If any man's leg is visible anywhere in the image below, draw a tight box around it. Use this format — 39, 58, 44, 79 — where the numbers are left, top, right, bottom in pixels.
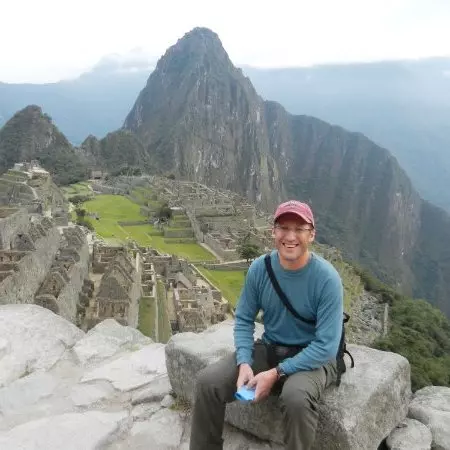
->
189, 343, 270, 450
279, 362, 337, 450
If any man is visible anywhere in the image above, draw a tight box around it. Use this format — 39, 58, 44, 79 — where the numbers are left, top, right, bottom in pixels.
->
189, 200, 344, 450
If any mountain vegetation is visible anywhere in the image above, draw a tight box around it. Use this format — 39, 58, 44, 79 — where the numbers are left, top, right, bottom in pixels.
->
244, 60, 450, 212
2, 28, 450, 321
2, 53, 449, 214
0, 105, 88, 185
355, 268, 450, 391
1, 26, 449, 391
119, 27, 450, 319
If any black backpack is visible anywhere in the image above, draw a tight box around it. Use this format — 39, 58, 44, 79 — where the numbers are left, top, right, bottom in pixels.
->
264, 253, 354, 386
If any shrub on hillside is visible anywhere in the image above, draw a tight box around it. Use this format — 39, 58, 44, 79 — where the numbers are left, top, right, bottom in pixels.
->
374, 298, 450, 391
76, 218, 94, 231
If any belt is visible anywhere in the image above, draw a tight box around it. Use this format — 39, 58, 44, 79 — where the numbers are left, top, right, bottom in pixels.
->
256, 338, 306, 367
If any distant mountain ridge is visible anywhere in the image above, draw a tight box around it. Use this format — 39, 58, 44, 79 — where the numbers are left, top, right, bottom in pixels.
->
117, 27, 450, 318
1, 51, 450, 212
243, 59, 450, 212
0, 105, 88, 185
1, 28, 450, 320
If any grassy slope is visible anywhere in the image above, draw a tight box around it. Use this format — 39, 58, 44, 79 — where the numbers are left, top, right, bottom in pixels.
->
138, 296, 157, 340
157, 279, 172, 343
196, 267, 246, 306
81, 194, 214, 260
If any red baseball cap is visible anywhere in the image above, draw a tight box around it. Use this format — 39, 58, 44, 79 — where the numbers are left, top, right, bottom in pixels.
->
274, 200, 315, 228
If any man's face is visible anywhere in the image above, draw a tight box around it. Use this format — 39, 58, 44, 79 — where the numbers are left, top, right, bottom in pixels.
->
272, 213, 315, 265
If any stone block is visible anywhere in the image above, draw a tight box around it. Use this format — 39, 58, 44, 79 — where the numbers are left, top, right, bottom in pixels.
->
165, 320, 411, 450
386, 418, 432, 450
0, 410, 130, 450
408, 386, 450, 450
0, 304, 84, 387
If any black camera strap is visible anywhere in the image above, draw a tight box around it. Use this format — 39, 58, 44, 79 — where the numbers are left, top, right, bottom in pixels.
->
264, 253, 316, 326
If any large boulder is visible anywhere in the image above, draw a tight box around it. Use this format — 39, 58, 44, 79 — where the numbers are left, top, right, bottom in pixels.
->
0, 306, 284, 449
0, 410, 130, 450
408, 386, 450, 450
165, 320, 412, 450
0, 304, 84, 387
386, 418, 432, 450
73, 318, 153, 366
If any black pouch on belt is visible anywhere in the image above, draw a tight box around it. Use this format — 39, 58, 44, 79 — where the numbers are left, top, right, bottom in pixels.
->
256, 338, 305, 368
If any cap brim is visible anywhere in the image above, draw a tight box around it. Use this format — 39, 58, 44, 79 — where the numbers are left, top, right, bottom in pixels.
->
275, 211, 314, 226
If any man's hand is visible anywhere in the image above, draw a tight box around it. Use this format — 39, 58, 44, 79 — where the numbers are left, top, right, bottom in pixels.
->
237, 363, 254, 389
247, 368, 278, 402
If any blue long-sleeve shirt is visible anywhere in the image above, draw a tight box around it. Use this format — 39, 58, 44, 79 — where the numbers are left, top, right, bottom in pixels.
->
233, 250, 343, 375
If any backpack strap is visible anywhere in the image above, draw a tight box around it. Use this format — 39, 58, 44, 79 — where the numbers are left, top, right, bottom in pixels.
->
344, 349, 355, 368
264, 253, 316, 326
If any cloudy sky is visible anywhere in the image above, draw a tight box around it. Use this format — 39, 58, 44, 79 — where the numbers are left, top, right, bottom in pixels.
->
1, 0, 449, 83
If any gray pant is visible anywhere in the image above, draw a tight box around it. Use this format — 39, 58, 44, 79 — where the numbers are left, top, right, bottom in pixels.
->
189, 341, 337, 450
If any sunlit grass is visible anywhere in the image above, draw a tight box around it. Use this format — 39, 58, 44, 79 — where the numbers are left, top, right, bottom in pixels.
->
196, 267, 246, 306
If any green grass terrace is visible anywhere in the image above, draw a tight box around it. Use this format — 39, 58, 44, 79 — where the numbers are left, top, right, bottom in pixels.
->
62, 181, 93, 199
196, 267, 246, 307
80, 194, 216, 261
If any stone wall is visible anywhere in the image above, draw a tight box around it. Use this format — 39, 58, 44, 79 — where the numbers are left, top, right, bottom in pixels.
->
0, 208, 29, 250
204, 234, 238, 261
90, 251, 142, 329
163, 229, 194, 238
52, 230, 90, 322
90, 182, 124, 195
0, 220, 61, 305
202, 261, 249, 270
128, 252, 142, 328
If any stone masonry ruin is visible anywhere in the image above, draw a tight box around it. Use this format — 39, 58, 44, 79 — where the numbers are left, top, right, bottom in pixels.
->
0, 161, 68, 224
96, 175, 274, 261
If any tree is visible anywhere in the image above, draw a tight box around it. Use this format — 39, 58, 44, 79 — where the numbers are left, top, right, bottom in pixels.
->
156, 203, 173, 222
237, 234, 262, 264
75, 207, 86, 218
237, 243, 262, 263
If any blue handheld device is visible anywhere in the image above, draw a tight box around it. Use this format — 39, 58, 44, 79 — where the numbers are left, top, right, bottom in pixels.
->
234, 385, 256, 402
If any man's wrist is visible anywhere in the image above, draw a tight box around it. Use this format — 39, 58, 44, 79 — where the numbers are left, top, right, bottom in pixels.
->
238, 362, 251, 369
268, 367, 279, 381
275, 365, 287, 380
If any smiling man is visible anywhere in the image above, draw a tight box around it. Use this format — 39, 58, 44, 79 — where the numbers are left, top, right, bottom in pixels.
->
189, 200, 344, 450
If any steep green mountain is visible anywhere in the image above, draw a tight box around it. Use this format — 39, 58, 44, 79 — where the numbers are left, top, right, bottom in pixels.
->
243, 61, 450, 212
79, 130, 151, 172
0, 105, 88, 185
0, 59, 149, 145
2, 56, 450, 214
123, 28, 284, 210
120, 27, 450, 318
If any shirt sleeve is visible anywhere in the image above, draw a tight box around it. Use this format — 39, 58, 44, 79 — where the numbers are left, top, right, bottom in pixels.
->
279, 271, 344, 375
233, 260, 260, 366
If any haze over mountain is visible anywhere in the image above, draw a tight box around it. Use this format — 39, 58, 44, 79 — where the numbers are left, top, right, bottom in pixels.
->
244, 60, 450, 212
1, 51, 449, 212
121, 27, 450, 318
0, 52, 154, 146
1, 27, 450, 321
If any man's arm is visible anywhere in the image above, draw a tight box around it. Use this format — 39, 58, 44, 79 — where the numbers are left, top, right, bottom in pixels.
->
233, 261, 260, 366
279, 272, 343, 375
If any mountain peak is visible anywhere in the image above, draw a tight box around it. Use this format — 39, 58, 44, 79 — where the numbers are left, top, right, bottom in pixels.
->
153, 27, 233, 77
0, 104, 88, 184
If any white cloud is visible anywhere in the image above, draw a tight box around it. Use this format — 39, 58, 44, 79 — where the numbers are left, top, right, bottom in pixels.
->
1, 0, 449, 83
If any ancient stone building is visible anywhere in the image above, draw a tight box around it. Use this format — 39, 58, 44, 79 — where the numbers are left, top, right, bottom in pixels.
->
34, 226, 90, 323
87, 249, 142, 329
0, 161, 68, 224
0, 209, 62, 305
0, 162, 91, 329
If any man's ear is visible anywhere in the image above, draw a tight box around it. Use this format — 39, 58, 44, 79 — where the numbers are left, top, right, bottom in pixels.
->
309, 229, 316, 243
271, 226, 276, 238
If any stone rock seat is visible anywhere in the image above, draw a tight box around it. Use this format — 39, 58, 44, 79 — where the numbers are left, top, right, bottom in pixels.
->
165, 320, 412, 450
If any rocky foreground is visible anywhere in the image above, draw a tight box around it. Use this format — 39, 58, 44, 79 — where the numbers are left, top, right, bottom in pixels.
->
0, 304, 448, 450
